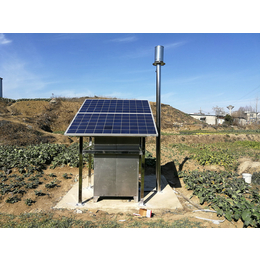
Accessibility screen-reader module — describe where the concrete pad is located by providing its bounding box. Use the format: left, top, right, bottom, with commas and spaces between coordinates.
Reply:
54, 175, 182, 213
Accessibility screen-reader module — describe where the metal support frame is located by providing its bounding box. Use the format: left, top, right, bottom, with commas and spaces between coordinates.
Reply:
78, 136, 83, 204
139, 137, 146, 206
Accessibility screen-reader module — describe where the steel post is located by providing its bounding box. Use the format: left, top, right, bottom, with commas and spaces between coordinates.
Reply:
156, 64, 161, 192
139, 137, 145, 205
78, 137, 83, 204
88, 137, 92, 188
153, 45, 165, 193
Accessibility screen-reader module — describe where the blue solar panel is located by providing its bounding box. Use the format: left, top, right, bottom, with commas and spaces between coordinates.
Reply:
64, 99, 158, 136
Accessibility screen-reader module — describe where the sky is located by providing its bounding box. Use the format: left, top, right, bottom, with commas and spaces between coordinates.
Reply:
0, 33, 260, 114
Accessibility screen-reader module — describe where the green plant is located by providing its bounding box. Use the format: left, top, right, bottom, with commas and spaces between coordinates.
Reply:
25, 198, 35, 206
34, 190, 46, 196
145, 150, 156, 167
62, 173, 72, 179
45, 179, 58, 189
252, 172, 260, 185
6, 195, 20, 204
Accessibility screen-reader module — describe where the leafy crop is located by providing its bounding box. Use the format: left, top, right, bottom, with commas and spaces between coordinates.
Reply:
179, 170, 260, 227
25, 198, 35, 206
172, 141, 260, 171
34, 190, 46, 196
0, 142, 93, 173
6, 195, 21, 204
252, 172, 260, 185
0, 142, 92, 204
45, 179, 59, 189
191, 145, 236, 170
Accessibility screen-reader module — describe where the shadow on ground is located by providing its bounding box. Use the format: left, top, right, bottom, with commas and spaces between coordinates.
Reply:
145, 156, 190, 189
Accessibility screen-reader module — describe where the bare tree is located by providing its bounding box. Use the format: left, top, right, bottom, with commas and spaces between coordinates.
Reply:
255, 96, 259, 122
212, 106, 226, 116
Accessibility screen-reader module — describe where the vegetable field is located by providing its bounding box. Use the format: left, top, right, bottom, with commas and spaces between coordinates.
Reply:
179, 170, 260, 227
0, 143, 92, 207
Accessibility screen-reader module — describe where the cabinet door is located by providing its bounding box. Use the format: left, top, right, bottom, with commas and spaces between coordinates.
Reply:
94, 154, 116, 197
116, 155, 139, 196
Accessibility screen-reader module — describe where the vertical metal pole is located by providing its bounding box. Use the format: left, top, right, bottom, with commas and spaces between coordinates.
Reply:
139, 137, 145, 205
88, 137, 92, 188
153, 45, 165, 193
0, 77, 3, 98
78, 136, 83, 204
156, 64, 161, 192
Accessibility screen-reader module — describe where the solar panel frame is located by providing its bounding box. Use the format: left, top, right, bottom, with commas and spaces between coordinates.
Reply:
64, 99, 158, 137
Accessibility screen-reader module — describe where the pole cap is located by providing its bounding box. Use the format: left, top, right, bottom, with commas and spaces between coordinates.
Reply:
153, 45, 165, 66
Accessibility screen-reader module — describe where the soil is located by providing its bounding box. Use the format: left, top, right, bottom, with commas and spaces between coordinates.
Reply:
1, 97, 260, 228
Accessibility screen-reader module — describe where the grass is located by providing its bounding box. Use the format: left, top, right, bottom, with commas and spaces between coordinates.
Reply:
0, 213, 204, 228
53, 131, 65, 135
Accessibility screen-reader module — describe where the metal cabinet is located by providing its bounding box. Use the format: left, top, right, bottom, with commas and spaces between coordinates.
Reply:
93, 137, 140, 202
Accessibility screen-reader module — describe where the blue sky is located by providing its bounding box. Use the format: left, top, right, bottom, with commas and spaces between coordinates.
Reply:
0, 33, 260, 114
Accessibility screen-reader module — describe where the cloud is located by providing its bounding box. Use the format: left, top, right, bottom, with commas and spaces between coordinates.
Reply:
0, 57, 50, 98
164, 41, 186, 49
121, 41, 186, 60
108, 36, 137, 43
0, 33, 12, 45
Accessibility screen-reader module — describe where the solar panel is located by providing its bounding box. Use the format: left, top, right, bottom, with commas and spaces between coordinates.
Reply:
64, 99, 158, 137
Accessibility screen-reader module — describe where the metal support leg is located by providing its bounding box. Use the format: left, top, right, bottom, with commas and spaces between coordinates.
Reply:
139, 137, 145, 206
88, 154, 92, 188
87, 137, 92, 189
78, 137, 83, 204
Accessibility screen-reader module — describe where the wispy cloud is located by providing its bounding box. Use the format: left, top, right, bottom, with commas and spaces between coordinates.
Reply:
103, 91, 133, 99
164, 41, 186, 49
0, 33, 12, 45
108, 36, 137, 43
0, 56, 50, 98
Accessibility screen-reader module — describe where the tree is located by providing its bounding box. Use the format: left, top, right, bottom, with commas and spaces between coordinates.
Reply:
212, 106, 226, 116
224, 114, 233, 125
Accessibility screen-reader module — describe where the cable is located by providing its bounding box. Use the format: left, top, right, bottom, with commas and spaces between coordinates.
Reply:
237, 84, 260, 101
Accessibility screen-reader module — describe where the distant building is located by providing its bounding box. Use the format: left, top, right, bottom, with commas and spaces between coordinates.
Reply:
190, 113, 247, 126
0, 77, 2, 98
189, 114, 225, 125
244, 111, 260, 123
233, 117, 247, 126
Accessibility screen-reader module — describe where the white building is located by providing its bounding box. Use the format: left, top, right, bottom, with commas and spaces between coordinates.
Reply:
189, 114, 225, 125
244, 111, 260, 123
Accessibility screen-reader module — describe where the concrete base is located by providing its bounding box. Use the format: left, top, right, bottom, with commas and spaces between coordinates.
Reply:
54, 175, 182, 213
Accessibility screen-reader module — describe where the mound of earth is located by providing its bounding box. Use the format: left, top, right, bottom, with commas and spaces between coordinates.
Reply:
237, 158, 260, 175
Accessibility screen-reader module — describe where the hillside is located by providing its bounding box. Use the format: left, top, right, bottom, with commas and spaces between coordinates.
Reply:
0, 97, 201, 146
